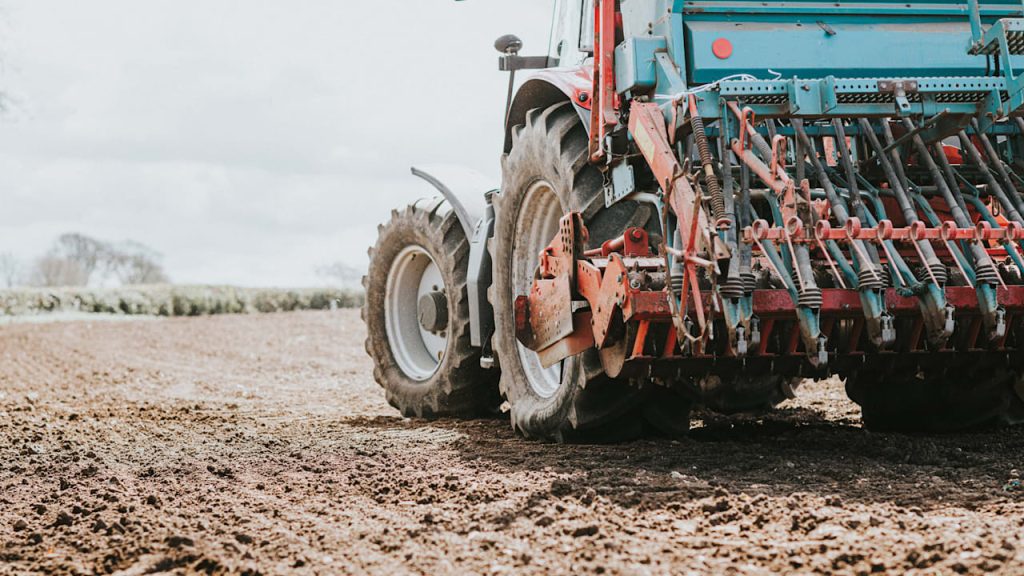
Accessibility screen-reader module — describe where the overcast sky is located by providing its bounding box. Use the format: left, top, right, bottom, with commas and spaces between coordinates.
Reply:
0, 0, 554, 286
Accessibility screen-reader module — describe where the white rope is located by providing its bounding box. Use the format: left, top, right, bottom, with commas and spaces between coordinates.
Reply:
655, 70, 786, 103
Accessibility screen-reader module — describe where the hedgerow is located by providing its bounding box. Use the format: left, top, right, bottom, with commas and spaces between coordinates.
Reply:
0, 285, 364, 317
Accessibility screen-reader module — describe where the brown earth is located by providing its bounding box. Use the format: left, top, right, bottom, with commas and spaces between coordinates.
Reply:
1, 310, 1023, 575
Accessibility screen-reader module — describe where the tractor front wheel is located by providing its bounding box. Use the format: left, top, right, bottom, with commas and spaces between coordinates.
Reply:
363, 197, 498, 418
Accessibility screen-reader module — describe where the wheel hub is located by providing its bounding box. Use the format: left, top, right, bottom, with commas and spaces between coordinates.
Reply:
385, 246, 448, 381
418, 291, 448, 333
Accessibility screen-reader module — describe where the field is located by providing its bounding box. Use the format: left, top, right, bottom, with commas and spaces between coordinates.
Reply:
1, 310, 1023, 575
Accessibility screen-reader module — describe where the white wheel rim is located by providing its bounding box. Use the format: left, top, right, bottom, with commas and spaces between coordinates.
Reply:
513, 181, 565, 399
385, 245, 447, 381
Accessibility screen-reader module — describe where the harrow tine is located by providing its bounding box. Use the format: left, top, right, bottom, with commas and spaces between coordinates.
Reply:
947, 241, 976, 289
793, 120, 881, 285
859, 119, 946, 282
903, 118, 998, 289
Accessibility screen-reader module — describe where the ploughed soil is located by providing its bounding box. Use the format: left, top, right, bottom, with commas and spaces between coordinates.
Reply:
2, 311, 1024, 575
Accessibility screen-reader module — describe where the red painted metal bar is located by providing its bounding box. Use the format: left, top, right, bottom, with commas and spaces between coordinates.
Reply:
752, 287, 1024, 317
588, 0, 618, 163
745, 218, 1024, 244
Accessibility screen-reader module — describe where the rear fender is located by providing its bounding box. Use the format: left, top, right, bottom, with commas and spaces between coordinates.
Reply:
411, 165, 498, 350
504, 67, 593, 153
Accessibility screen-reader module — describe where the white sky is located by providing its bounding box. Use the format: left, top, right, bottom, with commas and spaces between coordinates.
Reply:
0, 0, 554, 286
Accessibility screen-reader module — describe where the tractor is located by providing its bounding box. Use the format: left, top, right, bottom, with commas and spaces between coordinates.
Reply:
364, 0, 1024, 441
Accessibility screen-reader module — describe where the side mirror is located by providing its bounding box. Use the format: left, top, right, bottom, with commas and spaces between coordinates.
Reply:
495, 34, 559, 72
495, 34, 523, 55
495, 34, 560, 125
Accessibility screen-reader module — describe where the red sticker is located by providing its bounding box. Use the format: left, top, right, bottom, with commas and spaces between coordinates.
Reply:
712, 38, 733, 60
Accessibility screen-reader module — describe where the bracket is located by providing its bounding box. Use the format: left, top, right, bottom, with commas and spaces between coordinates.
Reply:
877, 80, 919, 116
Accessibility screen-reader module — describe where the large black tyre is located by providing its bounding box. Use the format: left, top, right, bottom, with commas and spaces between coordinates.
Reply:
490, 101, 691, 442
846, 362, 1024, 433
363, 197, 499, 418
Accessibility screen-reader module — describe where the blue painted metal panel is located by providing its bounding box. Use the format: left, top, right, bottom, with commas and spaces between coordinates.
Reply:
615, 37, 668, 93
685, 21, 996, 83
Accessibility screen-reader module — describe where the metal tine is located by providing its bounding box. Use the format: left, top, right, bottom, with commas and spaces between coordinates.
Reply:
736, 114, 819, 303
970, 118, 1024, 216
790, 123, 858, 289
827, 121, 889, 269
846, 170, 921, 287
958, 129, 1024, 225
902, 118, 993, 288
858, 118, 945, 286
940, 144, 1024, 278
793, 120, 870, 269
831, 120, 892, 274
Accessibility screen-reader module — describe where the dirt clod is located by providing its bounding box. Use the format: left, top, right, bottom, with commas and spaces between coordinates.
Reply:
572, 525, 600, 538
53, 512, 74, 528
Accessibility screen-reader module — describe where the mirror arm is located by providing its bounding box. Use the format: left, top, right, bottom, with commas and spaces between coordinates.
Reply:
498, 55, 561, 72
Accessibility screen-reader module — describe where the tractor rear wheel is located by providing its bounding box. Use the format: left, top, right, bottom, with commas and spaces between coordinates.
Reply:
491, 101, 692, 442
363, 197, 499, 418
846, 363, 1024, 432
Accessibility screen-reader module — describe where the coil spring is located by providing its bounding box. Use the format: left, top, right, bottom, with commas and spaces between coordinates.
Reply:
690, 114, 728, 223
857, 267, 886, 291
798, 286, 824, 309
720, 276, 746, 300
929, 262, 949, 285
742, 272, 757, 294
671, 271, 684, 295
975, 261, 1001, 285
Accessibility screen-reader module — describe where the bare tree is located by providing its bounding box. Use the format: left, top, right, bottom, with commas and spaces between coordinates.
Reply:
28, 234, 169, 287
0, 252, 19, 288
31, 255, 89, 287
51, 233, 111, 284
109, 241, 170, 285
